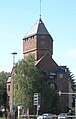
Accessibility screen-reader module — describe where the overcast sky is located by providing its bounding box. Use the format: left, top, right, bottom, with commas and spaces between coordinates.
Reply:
0, 0, 76, 79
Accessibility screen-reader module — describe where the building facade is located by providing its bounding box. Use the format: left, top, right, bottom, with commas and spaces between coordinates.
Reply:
7, 18, 73, 113
23, 18, 72, 112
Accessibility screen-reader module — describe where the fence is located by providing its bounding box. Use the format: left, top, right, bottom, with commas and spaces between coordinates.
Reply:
20, 114, 76, 119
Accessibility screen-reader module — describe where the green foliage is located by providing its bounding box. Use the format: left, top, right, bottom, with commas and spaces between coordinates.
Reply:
14, 55, 58, 114
39, 82, 58, 114
68, 69, 76, 91
14, 55, 43, 108
0, 118, 6, 119
0, 71, 10, 109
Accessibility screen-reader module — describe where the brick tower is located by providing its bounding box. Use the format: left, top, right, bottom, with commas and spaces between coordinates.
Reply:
23, 18, 53, 61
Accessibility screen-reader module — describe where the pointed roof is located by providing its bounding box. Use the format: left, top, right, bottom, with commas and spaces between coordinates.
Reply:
24, 18, 50, 39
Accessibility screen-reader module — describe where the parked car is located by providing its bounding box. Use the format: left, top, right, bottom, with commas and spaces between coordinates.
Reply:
58, 113, 69, 119
42, 113, 53, 119
37, 113, 53, 119
37, 115, 43, 119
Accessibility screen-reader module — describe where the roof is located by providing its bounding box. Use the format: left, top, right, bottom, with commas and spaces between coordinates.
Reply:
23, 18, 50, 39
35, 52, 58, 72
56, 66, 67, 73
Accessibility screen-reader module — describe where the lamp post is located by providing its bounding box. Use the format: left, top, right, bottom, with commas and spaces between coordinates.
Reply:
11, 52, 17, 66
11, 52, 17, 111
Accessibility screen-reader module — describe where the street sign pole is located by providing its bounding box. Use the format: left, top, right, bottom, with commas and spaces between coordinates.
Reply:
37, 104, 38, 116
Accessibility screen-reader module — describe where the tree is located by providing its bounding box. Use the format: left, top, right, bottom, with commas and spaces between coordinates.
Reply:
14, 55, 42, 107
14, 55, 58, 114
68, 68, 76, 91
0, 71, 10, 110
67, 69, 76, 108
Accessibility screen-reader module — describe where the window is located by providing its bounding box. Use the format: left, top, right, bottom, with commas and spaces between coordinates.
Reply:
49, 72, 56, 80
8, 85, 10, 91
50, 83, 55, 90
59, 74, 63, 78
41, 40, 45, 47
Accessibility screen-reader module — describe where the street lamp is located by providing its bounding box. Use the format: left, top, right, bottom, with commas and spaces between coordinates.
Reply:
11, 52, 17, 66
11, 52, 17, 111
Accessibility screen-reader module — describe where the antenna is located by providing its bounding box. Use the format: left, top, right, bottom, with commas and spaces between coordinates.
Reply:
40, 0, 42, 18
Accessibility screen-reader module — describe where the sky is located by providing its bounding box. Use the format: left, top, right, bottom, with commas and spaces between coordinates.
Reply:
0, 0, 76, 79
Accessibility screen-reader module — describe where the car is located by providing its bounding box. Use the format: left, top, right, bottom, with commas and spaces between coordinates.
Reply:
58, 113, 69, 119
42, 113, 53, 119
37, 115, 43, 119
37, 113, 53, 119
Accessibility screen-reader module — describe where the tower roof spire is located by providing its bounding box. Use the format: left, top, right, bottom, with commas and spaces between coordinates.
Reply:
23, 19, 50, 39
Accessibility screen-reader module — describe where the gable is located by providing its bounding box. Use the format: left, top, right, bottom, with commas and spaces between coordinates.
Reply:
35, 52, 58, 73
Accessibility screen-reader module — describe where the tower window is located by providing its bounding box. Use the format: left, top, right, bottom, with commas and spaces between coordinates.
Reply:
41, 40, 45, 47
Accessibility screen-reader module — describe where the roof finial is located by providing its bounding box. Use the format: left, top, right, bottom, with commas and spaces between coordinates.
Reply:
40, 0, 42, 19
